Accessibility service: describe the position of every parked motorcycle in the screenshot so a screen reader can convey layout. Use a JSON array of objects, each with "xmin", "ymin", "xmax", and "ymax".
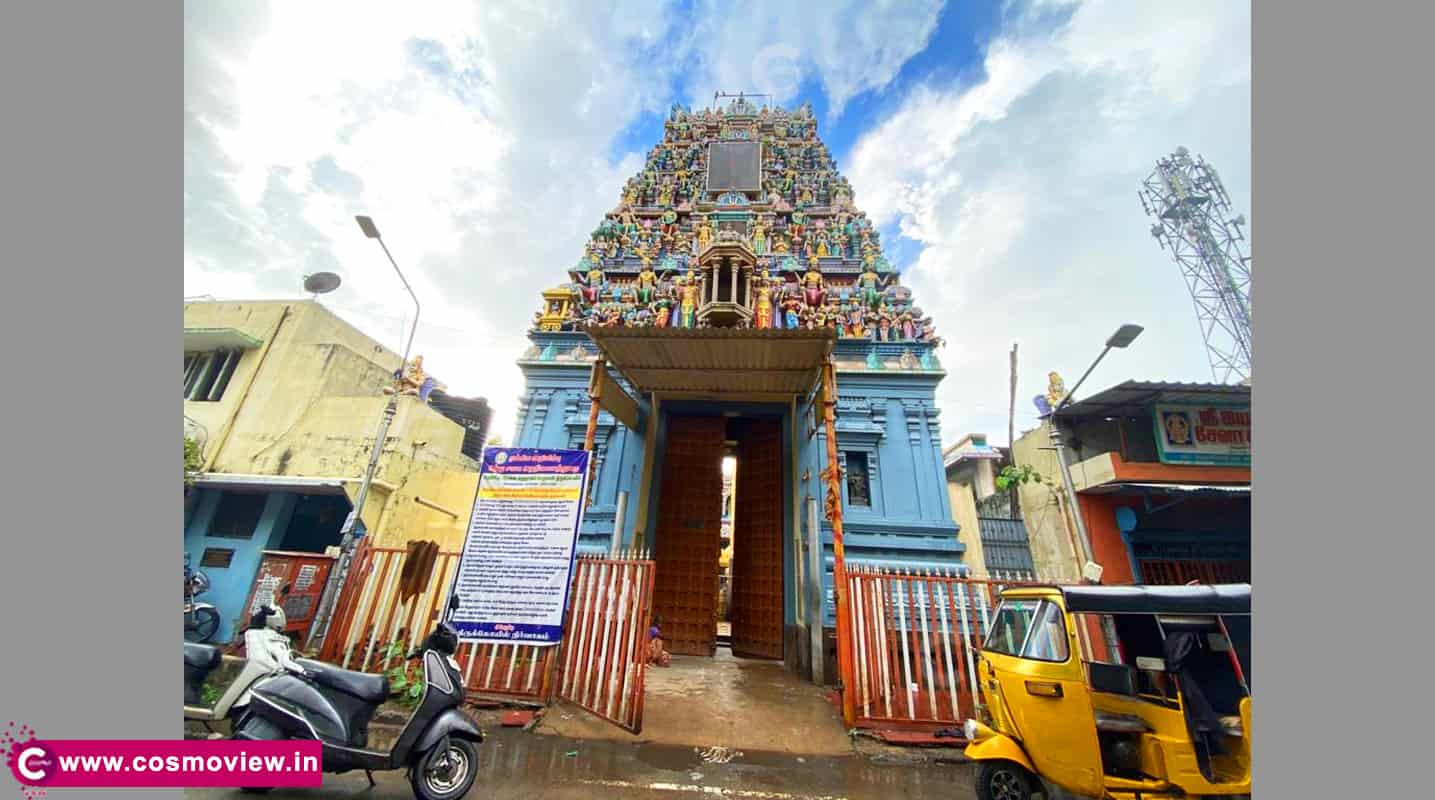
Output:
[
  {"xmin": 231, "ymin": 595, "xmax": 483, "ymax": 800},
  {"xmin": 183, "ymin": 553, "xmax": 221, "ymax": 643},
  {"xmin": 184, "ymin": 585, "xmax": 297, "ymax": 734}
]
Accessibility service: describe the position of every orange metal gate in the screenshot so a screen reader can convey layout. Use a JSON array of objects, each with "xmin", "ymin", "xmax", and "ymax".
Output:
[
  {"xmin": 731, "ymin": 417, "xmax": 784, "ymax": 659},
  {"xmin": 554, "ymin": 554, "xmax": 657, "ymax": 733},
  {"xmin": 652, "ymin": 415, "xmax": 726, "ymax": 656},
  {"xmin": 845, "ymin": 567, "xmax": 1043, "ymax": 730},
  {"xmin": 319, "ymin": 542, "xmax": 657, "ymax": 729}
]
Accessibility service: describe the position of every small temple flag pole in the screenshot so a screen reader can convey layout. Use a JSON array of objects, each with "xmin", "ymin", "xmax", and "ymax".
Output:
[{"xmin": 821, "ymin": 356, "xmax": 857, "ymax": 728}]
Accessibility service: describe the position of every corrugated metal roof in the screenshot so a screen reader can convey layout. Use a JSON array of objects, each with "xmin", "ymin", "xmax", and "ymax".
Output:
[
  {"xmin": 1054, "ymin": 380, "xmax": 1250, "ymax": 418},
  {"xmin": 1083, "ymin": 482, "xmax": 1251, "ymax": 496},
  {"xmin": 586, "ymin": 327, "xmax": 835, "ymax": 397}
]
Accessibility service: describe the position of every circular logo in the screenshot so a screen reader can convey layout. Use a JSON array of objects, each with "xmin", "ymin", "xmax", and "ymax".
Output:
[
  {"xmin": 494, "ymin": 451, "xmax": 508, "ymax": 465},
  {"xmin": 12, "ymin": 742, "xmax": 56, "ymax": 786}
]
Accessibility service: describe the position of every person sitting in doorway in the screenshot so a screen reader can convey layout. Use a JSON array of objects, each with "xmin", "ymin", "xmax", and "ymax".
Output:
[{"xmin": 647, "ymin": 615, "xmax": 672, "ymax": 667}]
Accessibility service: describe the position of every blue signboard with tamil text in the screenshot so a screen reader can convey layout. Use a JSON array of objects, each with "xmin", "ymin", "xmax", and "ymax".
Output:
[{"xmin": 448, "ymin": 448, "xmax": 591, "ymax": 646}]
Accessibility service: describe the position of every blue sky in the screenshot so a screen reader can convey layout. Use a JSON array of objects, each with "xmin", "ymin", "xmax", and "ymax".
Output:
[{"xmin": 184, "ymin": 1, "xmax": 1251, "ymax": 445}]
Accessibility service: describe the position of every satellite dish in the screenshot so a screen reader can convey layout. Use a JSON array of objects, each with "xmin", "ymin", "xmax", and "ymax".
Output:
[{"xmin": 303, "ymin": 272, "xmax": 342, "ymax": 296}]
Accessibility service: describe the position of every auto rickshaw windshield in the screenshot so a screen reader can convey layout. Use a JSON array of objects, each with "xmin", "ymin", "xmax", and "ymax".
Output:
[{"xmin": 983, "ymin": 598, "xmax": 1070, "ymax": 662}]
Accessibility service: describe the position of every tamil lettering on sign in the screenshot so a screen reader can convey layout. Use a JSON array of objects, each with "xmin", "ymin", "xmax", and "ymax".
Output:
[
  {"xmin": 449, "ymin": 448, "xmax": 592, "ymax": 646},
  {"xmin": 1153, "ymin": 404, "xmax": 1251, "ymax": 466}
]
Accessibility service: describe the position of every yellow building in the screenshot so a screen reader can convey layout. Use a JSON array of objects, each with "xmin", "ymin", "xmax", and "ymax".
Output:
[
  {"xmin": 183, "ymin": 300, "xmax": 488, "ymax": 642},
  {"xmin": 943, "ymin": 433, "xmax": 1038, "ymax": 580}
]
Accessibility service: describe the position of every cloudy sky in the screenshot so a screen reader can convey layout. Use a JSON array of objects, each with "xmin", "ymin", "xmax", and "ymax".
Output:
[{"xmin": 184, "ymin": 0, "xmax": 1250, "ymax": 447}]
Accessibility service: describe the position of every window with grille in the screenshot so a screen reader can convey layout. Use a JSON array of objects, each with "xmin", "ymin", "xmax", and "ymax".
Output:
[
  {"xmin": 199, "ymin": 548, "xmax": 235, "ymax": 568},
  {"xmin": 183, "ymin": 349, "xmax": 242, "ymax": 402},
  {"xmin": 207, "ymin": 492, "xmax": 267, "ymax": 539}
]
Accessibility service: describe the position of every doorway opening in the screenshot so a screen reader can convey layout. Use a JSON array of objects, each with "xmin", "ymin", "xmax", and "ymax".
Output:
[
  {"xmin": 652, "ymin": 413, "xmax": 786, "ymax": 661},
  {"xmin": 717, "ymin": 451, "xmax": 737, "ymax": 649}
]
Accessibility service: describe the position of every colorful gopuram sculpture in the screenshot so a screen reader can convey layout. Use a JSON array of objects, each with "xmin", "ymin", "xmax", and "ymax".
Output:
[{"xmin": 528, "ymin": 99, "xmax": 939, "ymax": 345}]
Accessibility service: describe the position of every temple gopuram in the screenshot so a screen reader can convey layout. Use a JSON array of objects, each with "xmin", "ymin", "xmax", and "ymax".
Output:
[{"xmin": 513, "ymin": 96, "xmax": 961, "ymax": 681}]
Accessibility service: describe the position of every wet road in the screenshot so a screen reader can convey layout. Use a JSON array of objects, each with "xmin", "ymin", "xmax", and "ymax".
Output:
[{"xmin": 184, "ymin": 728, "xmax": 976, "ymax": 799}]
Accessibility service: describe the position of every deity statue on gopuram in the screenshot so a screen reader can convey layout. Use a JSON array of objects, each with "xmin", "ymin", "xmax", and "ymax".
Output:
[{"xmin": 526, "ymin": 97, "xmax": 945, "ymax": 347}]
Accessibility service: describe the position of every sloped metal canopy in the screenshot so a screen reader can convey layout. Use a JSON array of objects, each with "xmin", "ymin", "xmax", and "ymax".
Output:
[
  {"xmin": 1053, "ymin": 380, "xmax": 1250, "ymax": 419},
  {"xmin": 1082, "ymin": 482, "xmax": 1251, "ymax": 496},
  {"xmin": 584, "ymin": 327, "xmax": 836, "ymax": 400},
  {"xmin": 183, "ymin": 327, "xmax": 263, "ymax": 352}
]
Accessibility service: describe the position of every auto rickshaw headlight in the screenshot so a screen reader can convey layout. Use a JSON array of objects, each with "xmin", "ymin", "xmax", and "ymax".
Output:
[{"xmin": 964, "ymin": 718, "xmax": 998, "ymax": 743}]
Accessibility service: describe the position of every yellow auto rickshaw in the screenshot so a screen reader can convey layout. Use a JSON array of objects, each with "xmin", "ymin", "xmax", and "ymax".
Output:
[{"xmin": 963, "ymin": 584, "xmax": 1251, "ymax": 800}]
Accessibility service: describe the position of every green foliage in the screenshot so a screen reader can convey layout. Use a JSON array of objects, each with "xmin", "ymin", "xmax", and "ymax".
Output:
[
  {"xmin": 995, "ymin": 463, "xmax": 1049, "ymax": 492},
  {"xmin": 383, "ymin": 640, "xmax": 426, "ymax": 707},
  {"xmin": 201, "ymin": 682, "xmax": 222, "ymax": 706},
  {"xmin": 184, "ymin": 436, "xmax": 204, "ymax": 487}
]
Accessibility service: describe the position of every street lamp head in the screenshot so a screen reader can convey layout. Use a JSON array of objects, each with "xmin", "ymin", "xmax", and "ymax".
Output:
[
  {"xmin": 355, "ymin": 215, "xmax": 382, "ymax": 240},
  {"xmin": 1106, "ymin": 324, "xmax": 1144, "ymax": 349}
]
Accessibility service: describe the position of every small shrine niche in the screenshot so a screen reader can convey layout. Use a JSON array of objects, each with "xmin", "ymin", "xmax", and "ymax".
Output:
[
  {"xmin": 537, "ymin": 286, "xmax": 577, "ymax": 332},
  {"xmin": 696, "ymin": 237, "xmax": 756, "ymax": 329}
]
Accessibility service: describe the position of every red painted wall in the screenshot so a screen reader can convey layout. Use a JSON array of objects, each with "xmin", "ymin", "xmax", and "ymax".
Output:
[
  {"xmin": 1109, "ymin": 453, "xmax": 1249, "ymax": 485},
  {"xmin": 1076, "ymin": 494, "xmax": 1135, "ymax": 585}
]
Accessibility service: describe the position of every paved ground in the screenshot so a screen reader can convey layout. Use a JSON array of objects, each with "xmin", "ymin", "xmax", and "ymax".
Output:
[
  {"xmin": 187, "ymin": 649, "xmax": 980, "ymax": 798},
  {"xmin": 537, "ymin": 651, "xmax": 854, "ymax": 755},
  {"xmin": 184, "ymin": 726, "xmax": 976, "ymax": 799}
]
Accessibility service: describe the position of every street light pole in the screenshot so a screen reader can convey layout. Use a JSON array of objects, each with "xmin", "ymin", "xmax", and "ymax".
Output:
[
  {"xmin": 307, "ymin": 216, "xmax": 421, "ymax": 653},
  {"xmin": 1047, "ymin": 324, "xmax": 1142, "ymax": 583}
]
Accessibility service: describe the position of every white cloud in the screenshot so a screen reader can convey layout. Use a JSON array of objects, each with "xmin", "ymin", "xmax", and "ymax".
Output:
[
  {"xmin": 185, "ymin": 1, "xmax": 944, "ymax": 441},
  {"xmin": 847, "ymin": 0, "xmax": 1251, "ymax": 446},
  {"xmin": 185, "ymin": 0, "xmax": 1252, "ymax": 455},
  {"xmin": 680, "ymin": 0, "xmax": 944, "ymax": 118}
]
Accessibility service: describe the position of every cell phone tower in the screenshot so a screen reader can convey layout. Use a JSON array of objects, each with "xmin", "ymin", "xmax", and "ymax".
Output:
[{"xmin": 1140, "ymin": 147, "xmax": 1252, "ymax": 384}]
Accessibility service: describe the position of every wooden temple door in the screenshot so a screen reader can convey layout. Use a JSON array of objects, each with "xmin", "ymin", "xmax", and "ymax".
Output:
[
  {"xmin": 652, "ymin": 415, "xmax": 726, "ymax": 656},
  {"xmin": 730, "ymin": 417, "xmax": 785, "ymax": 660}
]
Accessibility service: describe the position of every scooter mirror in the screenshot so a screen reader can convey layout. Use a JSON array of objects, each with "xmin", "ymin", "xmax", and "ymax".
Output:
[
  {"xmin": 280, "ymin": 583, "xmax": 292, "ymax": 598},
  {"xmin": 448, "ymin": 594, "xmax": 461, "ymax": 611}
]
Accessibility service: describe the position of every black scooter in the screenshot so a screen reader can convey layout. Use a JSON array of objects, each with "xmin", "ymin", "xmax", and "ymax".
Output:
[{"xmin": 232, "ymin": 596, "xmax": 483, "ymax": 800}]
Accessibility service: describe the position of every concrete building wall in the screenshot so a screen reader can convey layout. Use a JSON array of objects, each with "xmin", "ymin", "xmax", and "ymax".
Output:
[
  {"xmin": 369, "ymin": 469, "xmax": 482, "ymax": 552},
  {"xmin": 185, "ymin": 301, "xmax": 404, "ymax": 472},
  {"xmin": 946, "ymin": 480, "xmax": 987, "ymax": 577},
  {"xmin": 1011, "ymin": 420, "xmax": 1084, "ymax": 583},
  {"xmin": 184, "ymin": 300, "xmax": 486, "ymax": 640}
]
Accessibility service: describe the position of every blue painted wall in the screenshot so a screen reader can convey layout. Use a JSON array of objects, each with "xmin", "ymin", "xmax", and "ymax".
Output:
[
  {"xmin": 183, "ymin": 489, "xmax": 297, "ymax": 643},
  {"xmin": 514, "ymin": 331, "xmax": 962, "ymax": 633}
]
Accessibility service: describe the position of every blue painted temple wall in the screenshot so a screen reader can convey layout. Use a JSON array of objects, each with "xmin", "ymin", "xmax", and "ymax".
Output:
[{"xmin": 513, "ymin": 331, "xmax": 962, "ymax": 630}]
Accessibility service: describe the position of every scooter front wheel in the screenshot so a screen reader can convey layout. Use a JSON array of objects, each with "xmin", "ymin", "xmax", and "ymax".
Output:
[{"xmin": 411, "ymin": 739, "xmax": 477, "ymax": 800}]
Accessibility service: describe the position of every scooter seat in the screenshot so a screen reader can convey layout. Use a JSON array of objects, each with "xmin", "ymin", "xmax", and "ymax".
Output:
[
  {"xmin": 184, "ymin": 642, "xmax": 222, "ymax": 671},
  {"xmin": 297, "ymin": 659, "xmax": 388, "ymax": 704}
]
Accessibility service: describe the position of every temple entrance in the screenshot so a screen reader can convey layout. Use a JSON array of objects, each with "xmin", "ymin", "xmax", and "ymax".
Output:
[
  {"xmin": 652, "ymin": 415, "xmax": 725, "ymax": 656},
  {"xmin": 651, "ymin": 413, "xmax": 785, "ymax": 661},
  {"xmin": 729, "ymin": 417, "xmax": 784, "ymax": 659}
]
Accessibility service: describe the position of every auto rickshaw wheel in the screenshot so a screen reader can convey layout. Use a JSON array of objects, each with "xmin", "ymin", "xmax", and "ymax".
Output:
[{"xmin": 976, "ymin": 760, "xmax": 1038, "ymax": 800}]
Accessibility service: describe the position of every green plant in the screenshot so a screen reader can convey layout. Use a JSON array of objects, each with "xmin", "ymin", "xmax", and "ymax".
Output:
[
  {"xmin": 995, "ymin": 463, "xmax": 1049, "ymax": 492},
  {"xmin": 201, "ymin": 682, "xmax": 222, "ymax": 706},
  {"xmin": 184, "ymin": 436, "xmax": 204, "ymax": 487},
  {"xmin": 383, "ymin": 640, "xmax": 426, "ymax": 706}
]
